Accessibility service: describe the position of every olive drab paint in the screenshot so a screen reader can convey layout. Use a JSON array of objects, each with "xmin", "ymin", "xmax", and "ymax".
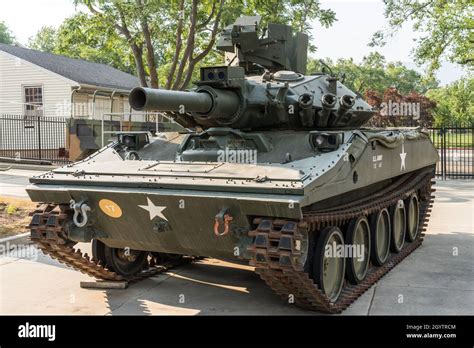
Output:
[{"xmin": 26, "ymin": 16, "xmax": 438, "ymax": 313}]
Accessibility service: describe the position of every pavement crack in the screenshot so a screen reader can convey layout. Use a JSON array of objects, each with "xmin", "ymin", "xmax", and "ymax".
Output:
[{"xmin": 367, "ymin": 285, "xmax": 377, "ymax": 315}]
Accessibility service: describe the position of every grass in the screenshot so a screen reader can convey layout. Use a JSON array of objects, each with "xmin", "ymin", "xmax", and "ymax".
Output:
[
  {"xmin": 0, "ymin": 196, "xmax": 36, "ymax": 238},
  {"xmin": 430, "ymin": 132, "xmax": 473, "ymax": 148}
]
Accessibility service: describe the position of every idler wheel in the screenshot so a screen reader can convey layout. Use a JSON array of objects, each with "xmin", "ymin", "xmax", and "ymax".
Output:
[
  {"xmin": 313, "ymin": 226, "xmax": 346, "ymax": 302},
  {"xmin": 390, "ymin": 200, "xmax": 406, "ymax": 253},
  {"xmin": 345, "ymin": 216, "xmax": 371, "ymax": 284},
  {"xmin": 370, "ymin": 208, "xmax": 391, "ymax": 266},
  {"xmin": 103, "ymin": 245, "xmax": 148, "ymax": 278},
  {"xmin": 405, "ymin": 194, "xmax": 420, "ymax": 242}
]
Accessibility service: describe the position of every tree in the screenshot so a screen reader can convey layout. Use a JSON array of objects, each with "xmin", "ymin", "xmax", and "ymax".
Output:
[
  {"xmin": 308, "ymin": 53, "xmax": 439, "ymax": 127},
  {"xmin": 365, "ymin": 88, "xmax": 436, "ymax": 127},
  {"xmin": 54, "ymin": 13, "xmax": 136, "ymax": 75},
  {"xmin": 370, "ymin": 0, "xmax": 474, "ymax": 75},
  {"xmin": 426, "ymin": 77, "xmax": 474, "ymax": 125},
  {"xmin": 0, "ymin": 21, "xmax": 15, "ymax": 44},
  {"xmin": 75, "ymin": 0, "xmax": 336, "ymax": 89},
  {"xmin": 28, "ymin": 26, "xmax": 58, "ymax": 52},
  {"xmin": 308, "ymin": 52, "xmax": 438, "ymax": 95},
  {"xmin": 25, "ymin": 13, "xmax": 136, "ymax": 75}
]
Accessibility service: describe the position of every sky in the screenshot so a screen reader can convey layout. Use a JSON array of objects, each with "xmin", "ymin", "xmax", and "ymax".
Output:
[{"xmin": 0, "ymin": 0, "xmax": 468, "ymax": 85}]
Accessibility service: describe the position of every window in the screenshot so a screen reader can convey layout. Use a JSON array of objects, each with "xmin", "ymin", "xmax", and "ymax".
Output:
[{"xmin": 24, "ymin": 86, "xmax": 43, "ymax": 116}]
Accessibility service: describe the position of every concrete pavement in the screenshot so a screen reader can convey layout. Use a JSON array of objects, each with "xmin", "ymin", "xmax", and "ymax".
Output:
[
  {"xmin": 0, "ymin": 169, "xmax": 43, "ymax": 198},
  {"xmin": 0, "ymin": 170, "xmax": 472, "ymax": 315}
]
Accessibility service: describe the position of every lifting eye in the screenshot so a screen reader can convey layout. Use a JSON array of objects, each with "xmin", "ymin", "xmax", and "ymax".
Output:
[{"xmin": 214, "ymin": 208, "xmax": 233, "ymax": 236}]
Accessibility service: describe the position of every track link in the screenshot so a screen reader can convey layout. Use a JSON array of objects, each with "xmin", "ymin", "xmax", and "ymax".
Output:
[
  {"xmin": 248, "ymin": 168, "xmax": 435, "ymax": 313},
  {"xmin": 29, "ymin": 204, "xmax": 194, "ymax": 283}
]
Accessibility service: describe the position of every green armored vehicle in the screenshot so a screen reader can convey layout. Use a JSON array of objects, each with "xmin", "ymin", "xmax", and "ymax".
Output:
[{"xmin": 27, "ymin": 16, "xmax": 437, "ymax": 313}]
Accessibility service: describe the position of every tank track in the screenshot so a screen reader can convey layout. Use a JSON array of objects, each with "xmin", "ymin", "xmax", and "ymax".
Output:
[
  {"xmin": 248, "ymin": 168, "xmax": 435, "ymax": 313},
  {"xmin": 29, "ymin": 204, "xmax": 195, "ymax": 283}
]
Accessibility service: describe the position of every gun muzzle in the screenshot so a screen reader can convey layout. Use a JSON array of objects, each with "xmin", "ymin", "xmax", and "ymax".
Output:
[
  {"xmin": 331, "ymin": 95, "xmax": 355, "ymax": 126},
  {"xmin": 298, "ymin": 93, "xmax": 314, "ymax": 127},
  {"xmin": 317, "ymin": 93, "xmax": 337, "ymax": 127}
]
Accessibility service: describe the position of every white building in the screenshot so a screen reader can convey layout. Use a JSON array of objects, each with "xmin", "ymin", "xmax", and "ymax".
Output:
[
  {"xmin": 0, "ymin": 43, "xmax": 140, "ymax": 118},
  {"xmin": 0, "ymin": 44, "xmax": 150, "ymax": 160}
]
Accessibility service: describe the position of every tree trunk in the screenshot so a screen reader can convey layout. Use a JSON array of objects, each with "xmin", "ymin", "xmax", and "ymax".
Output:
[
  {"xmin": 165, "ymin": 0, "xmax": 185, "ymax": 89},
  {"xmin": 179, "ymin": 0, "xmax": 224, "ymax": 90},
  {"xmin": 172, "ymin": 0, "xmax": 198, "ymax": 90},
  {"xmin": 131, "ymin": 43, "xmax": 148, "ymax": 87},
  {"xmin": 137, "ymin": 0, "xmax": 159, "ymax": 88},
  {"xmin": 115, "ymin": 4, "xmax": 148, "ymax": 87},
  {"xmin": 142, "ymin": 24, "xmax": 158, "ymax": 88}
]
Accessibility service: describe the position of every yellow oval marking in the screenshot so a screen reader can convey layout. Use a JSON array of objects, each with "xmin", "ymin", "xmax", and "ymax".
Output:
[{"xmin": 99, "ymin": 199, "xmax": 122, "ymax": 218}]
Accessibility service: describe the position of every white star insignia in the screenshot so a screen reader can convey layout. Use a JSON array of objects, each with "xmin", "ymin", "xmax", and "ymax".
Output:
[
  {"xmin": 139, "ymin": 197, "xmax": 168, "ymax": 221},
  {"xmin": 400, "ymin": 143, "xmax": 407, "ymax": 171}
]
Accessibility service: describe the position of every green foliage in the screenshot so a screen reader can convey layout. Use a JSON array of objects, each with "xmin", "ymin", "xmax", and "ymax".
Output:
[
  {"xmin": 55, "ymin": 13, "xmax": 136, "ymax": 75},
  {"xmin": 309, "ymin": 52, "xmax": 441, "ymax": 127},
  {"xmin": 370, "ymin": 0, "xmax": 474, "ymax": 75},
  {"xmin": 0, "ymin": 21, "xmax": 15, "ymax": 44},
  {"xmin": 6, "ymin": 205, "xmax": 17, "ymax": 215},
  {"xmin": 70, "ymin": 0, "xmax": 336, "ymax": 89},
  {"xmin": 426, "ymin": 77, "xmax": 474, "ymax": 126},
  {"xmin": 308, "ymin": 52, "xmax": 438, "ymax": 95},
  {"xmin": 26, "ymin": 13, "xmax": 136, "ymax": 75},
  {"xmin": 28, "ymin": 26, "xmax": 58, "ymax": 52},
  {"xmin": 25, "ymin": 1, "xmax": 336, "ymax": 89}
]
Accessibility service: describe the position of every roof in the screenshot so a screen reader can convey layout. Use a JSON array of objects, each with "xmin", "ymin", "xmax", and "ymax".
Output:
[{"xmin": 0, "ymin": 43, "xmax": 140, "ymax": 91}]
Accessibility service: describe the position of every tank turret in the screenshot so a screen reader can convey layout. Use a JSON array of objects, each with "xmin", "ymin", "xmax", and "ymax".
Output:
[{"xmin": 129, "ymin": 16, "xmax": 374, "ymax": 130}]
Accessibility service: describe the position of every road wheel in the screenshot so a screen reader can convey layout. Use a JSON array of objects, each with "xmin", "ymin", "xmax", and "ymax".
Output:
[
  {"xmin": 91, "ymin": 239, "xmax": 107, "ymax": 266},
  {"xmin": 405, "ymin": 194, "xmax": 420, "ymax": 242},
  {"xmin": 345, "ymin": 216, "xmax": 371, "ymax": 284},
  {"xmin": 103, "ymin": 245, "xmax": 148, "ymax": 278},
  {"xmin": 390, "ymin": 200, "xmax": 406, "ymax": 253},
  {"xmin": 370, "ymin": 208, "xmax": 391, "ymax": 266},
  {"xmin": 313, "ymin": 226, "xmax": 345, "ymax": 302}
]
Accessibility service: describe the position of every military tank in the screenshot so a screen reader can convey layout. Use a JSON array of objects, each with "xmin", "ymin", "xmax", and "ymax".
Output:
[{"xmin": 27, "ymin": 16, "xmax": 438, "ymax": 313}]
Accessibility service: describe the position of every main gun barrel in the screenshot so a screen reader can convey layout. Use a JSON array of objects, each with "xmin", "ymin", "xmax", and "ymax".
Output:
[
  {"xmin": 129, "ymin": 87, "xmax": 213, "ymax": 113},
  {"xmin": 129, "ymin": 87, "xmax": 240, "ymax": 127}
]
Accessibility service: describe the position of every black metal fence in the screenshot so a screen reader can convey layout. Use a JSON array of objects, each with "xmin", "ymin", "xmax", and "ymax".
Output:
[
  {"xmin": 1, "ymin": 115, "xmax": 473, "ymax": 178},
  {"xmin": 0, "ymin": 114, "xmax": 70, "ymax": 164},
  {"xmin": 427, "ymin": 123, "xmax": 473, "ymax": 179}
]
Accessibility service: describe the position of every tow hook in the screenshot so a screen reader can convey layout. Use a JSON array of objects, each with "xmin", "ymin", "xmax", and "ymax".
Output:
[
  {"xmin": 70, "ymin": 199, "xmax": 91, "ymax": 228},
  {"xmin": 214, "ymin": 208, "xmax": 233, "ymax": 237}
]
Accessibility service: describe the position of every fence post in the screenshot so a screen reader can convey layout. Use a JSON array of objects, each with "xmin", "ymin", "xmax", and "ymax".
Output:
[
  {"xmin": 440, "ymin": 125, "xmax": 446, "ymax": 180},
  {"xmin": 37, "ymin": 115, "xmax": 42, "ymax": 160},
  {"xmin": 471, "ymin": 124, "xmax": 474, "ymax": 179}
]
